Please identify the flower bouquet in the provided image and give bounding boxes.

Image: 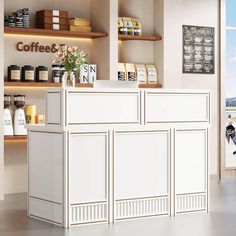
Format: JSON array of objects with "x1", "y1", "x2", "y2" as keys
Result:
[{"x1": 53, "y1": 45, "x2": 87, "y2": 87}]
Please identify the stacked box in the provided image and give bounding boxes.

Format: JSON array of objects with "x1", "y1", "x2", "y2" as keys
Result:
[
  {"x1": 36, "y1": 10, "x2": 69, "y2": 30},
  {"x1": 69, "y1": 17, "x2": 91, "y2": 32}
]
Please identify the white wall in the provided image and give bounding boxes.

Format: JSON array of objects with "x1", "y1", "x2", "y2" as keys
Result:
[
  {"x1": 0, "y1": 0, "x2": 4, "y2": 200},
  {"x1": 163, "y1": 0, "x2": 220, "y2": 175},
  {"x1": 3, "y1": 0, "x2": 90, "y2": 195}
]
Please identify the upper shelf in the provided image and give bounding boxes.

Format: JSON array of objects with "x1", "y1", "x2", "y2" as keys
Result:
[
  {"x1": 4, "y1": 27, "x2": 108, "y2": 39},
  {"x1": 119, "y1": 34, "x2": 162, "y2": 41}
]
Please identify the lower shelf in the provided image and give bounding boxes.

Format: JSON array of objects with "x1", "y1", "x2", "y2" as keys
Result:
[
  {"x1": 4, "y1": 135, "x2": 27, "y2": 142},
  {"x1": 4, "y1": 82, "x2": 162, "y2": 89}
]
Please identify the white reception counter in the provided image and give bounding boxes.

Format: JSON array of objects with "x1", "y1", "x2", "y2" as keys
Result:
[{"x1": 27, "y1": 88, "x2": 210, "y2": 227}]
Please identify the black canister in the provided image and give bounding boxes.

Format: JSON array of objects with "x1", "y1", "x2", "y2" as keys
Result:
[
  {"x1": 52, "y1": 64, "x2": 61, "y2": 83},
  {"x1": 8, "y1": 65, "x2": 21, "y2": 81},
  {"x1": 22, "y1": 65, "x2": 35, "y2": 82},
  {"x1": 36, "y1": 66, "x2": 49, "y2": 82}
]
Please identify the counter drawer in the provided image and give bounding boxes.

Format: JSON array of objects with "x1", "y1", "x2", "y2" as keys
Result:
[
  {"x1": 66, "y1": 91, "x2": 140, "y2": 125},
  {"x1": 145, "y1": 92, "x2": 210, "y2": 123}
]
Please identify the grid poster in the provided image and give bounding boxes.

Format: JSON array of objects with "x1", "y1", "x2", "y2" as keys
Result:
[{"x1": 182, "y1": 25, "x2": 215, "y2": 74}]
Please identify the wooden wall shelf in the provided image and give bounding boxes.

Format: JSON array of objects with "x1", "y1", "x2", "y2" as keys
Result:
[
  {"x1": 4, "y1": 27, "x2": 108, "y2": 39},
  {"x1": 4, "y1": 135, "x2": 27, "y2": 142},
  {"x1": 4, "y1": 82, "x2": 93, "y2": 88},
  {"x1": 139, "y1": 84, "x2": 162, "y2": 88},
  {"x1": 119, "y1": 34, "x2": 162, "y2": 41},
  {"x1": 4, "y1": 82, "x2": 162, "y2": 89}
]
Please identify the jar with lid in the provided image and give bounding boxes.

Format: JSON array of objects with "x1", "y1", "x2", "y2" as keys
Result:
[
  {"x1": 36, "y1": 66, "x2": 49, "y2": 82},
  {"x1": 13, "y1": 95, "x2": 25, "y2": 108},
  {"x1": 4, "y1": 95, "x2": 12, "y2": 109},
  {"x1": 52, "y1": 64, "x2": 61, "y2": 83},
  {"x1": 22, "y1": 65, "x2": 35, "y2": 82},
  {"x1": 8, "y1": 65, "x2": 21, "y2": 81},
  {"x1": 60, "y1": 65, "x2": 65, "y2": 81}
]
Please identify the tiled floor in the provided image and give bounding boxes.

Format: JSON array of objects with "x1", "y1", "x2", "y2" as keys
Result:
[{"x1": 1, "y1": 176, "x2": 236, "y2": 236}]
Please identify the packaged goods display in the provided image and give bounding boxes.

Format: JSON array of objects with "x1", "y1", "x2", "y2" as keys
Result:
[
  {"x1": 4, "y1": 95, "x2": 13, "y2": 136},
  {"x1": 52, "y1": 64, "x2": 61, "y2": 83},
  {"x1": 146, "y1": 64, "x2": 158, "y2": 84},
  {"x1": 8, "y1": 65, "x2": 21, "y2": 82},
  {"x1": 118, "y1": 63, "x2": 126, "y2": 81},
  {"x1": 22, "y1": 65, "x2": 35, "y2": 82},
  {"x1": 69, "y1": 17, "x2": 91, "y2": 32},
  {"x1": 125, "y1": 63, "x2": 136, "y2": 81},
  {"x1": 36, "y1": 10, "x2": 69, "y2": 30},
  {"x1": 5, "y1": 8, "x2": 30, "y2": 28},
  {"x1": 118, "y1": 63, "x2": 158, "y2": 84},
  {"x1": 135, "y1": 64, "x2": 147, "y2": 84},
  {"x1": 36, "y1": 66, "x2": 49, "y2": 82},
  {"x1": 118, "y1": 17, "x2": 142, "y2": 35},
  {"x1": 122, "y1": 17, "x2": 134, "y2": 35},
  {"x1": 25, "y1": 105, "x2": 36, "y2": 124},
  {"x1": 131, "y1": 18, "x2": 142, "y2": 36}
]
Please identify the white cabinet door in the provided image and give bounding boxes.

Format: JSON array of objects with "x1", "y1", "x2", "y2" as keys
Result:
[
  {"x1": 174, "y1": 129, "x2": 208, "y2": 214},
  {"x1": 114, "y1": 130, "x2": 170, "y2": 220},
  {"x1": 69, "y1": 132, "x2": 108, "y2": 225}
]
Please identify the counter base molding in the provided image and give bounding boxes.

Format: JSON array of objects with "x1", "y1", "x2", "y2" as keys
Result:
[{"x1": 27, "y1": 88, "x2": 210, "y2": 227}]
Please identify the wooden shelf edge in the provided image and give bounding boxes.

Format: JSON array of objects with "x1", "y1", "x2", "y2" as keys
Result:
[
  {"x1": 139, "y1": 84, "x2": 162, "y2": 88},
  {"x1": 4, "y1": 82, "x2": 162, "y2": 89},
  {"x1": 119, "y1": 34, "x2": 162, "y2": 41},
  {"x1": 4, "y1": 27, "x2": 108, "y2": 39},
  {"x1": 4, "y1": 135, "x2": 27, "y2": 141},
  {"x1": 4, "y1": 82, "x2": 93, "y2": 88}
]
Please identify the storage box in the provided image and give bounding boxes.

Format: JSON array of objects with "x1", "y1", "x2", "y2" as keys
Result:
[
  {"x1": 38, "y1": 23, "x2": 68, "y2": 30},
  {"x1": 69, "y1": 18, "x2": 90, "y2": 27},
  {"x1": 36, "y1": 10, "x2": 68, "y2": 18},
  {"x1": 69, "y1": 26, "x2": 91, "y2": 32},
  {"x1": 37, "y1": 16, "x2": 68, "y2": 25},
  {"x1": 36, "y1": 10, "x2": 69, "y2": 30}
]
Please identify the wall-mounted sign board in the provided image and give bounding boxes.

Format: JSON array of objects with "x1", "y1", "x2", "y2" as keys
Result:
[{"x1": 182, "y1": 25, "x2": 215, "y2": 74}]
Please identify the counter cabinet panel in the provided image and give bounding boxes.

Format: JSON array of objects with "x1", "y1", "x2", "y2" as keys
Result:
[
  {"x1": 69, "y1": 131, "x2": 109, "y2": 225},
  {"x1": 28, "y1": 131, "x2": 64, "y2": 225},
  {"x1": 145, "y1": 92, "x2": 210, "y2": 123},
  {"x1": 174, "y1": 128, "x2": 208, "y2": 214},
  {"x1": 66, "y1": 91, "x2": 140, "y2": 125},
  {"x1": 114, "y1": 130, "x2": 170, "y2": 220}
]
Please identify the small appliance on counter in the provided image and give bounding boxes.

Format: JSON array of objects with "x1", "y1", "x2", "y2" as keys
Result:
[
  {"x1": 4, "y1": 95, "x2": 14, "y2": 136},
  {"x1": 13, "y1": 95, "x2": 27, "y2": 135}
]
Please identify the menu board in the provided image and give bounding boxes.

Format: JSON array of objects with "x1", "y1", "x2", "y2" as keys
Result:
[{"x1": 182, "y1": 25, "x2": 215, "y2": 74}]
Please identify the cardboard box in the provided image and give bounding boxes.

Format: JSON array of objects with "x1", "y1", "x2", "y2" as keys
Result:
[
  {"x1": 69, "y1": 26, "x2": 91, "y2": 32},
  {"x1": 69, "y1": 18, "x2": 90, "y2": 27}
]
